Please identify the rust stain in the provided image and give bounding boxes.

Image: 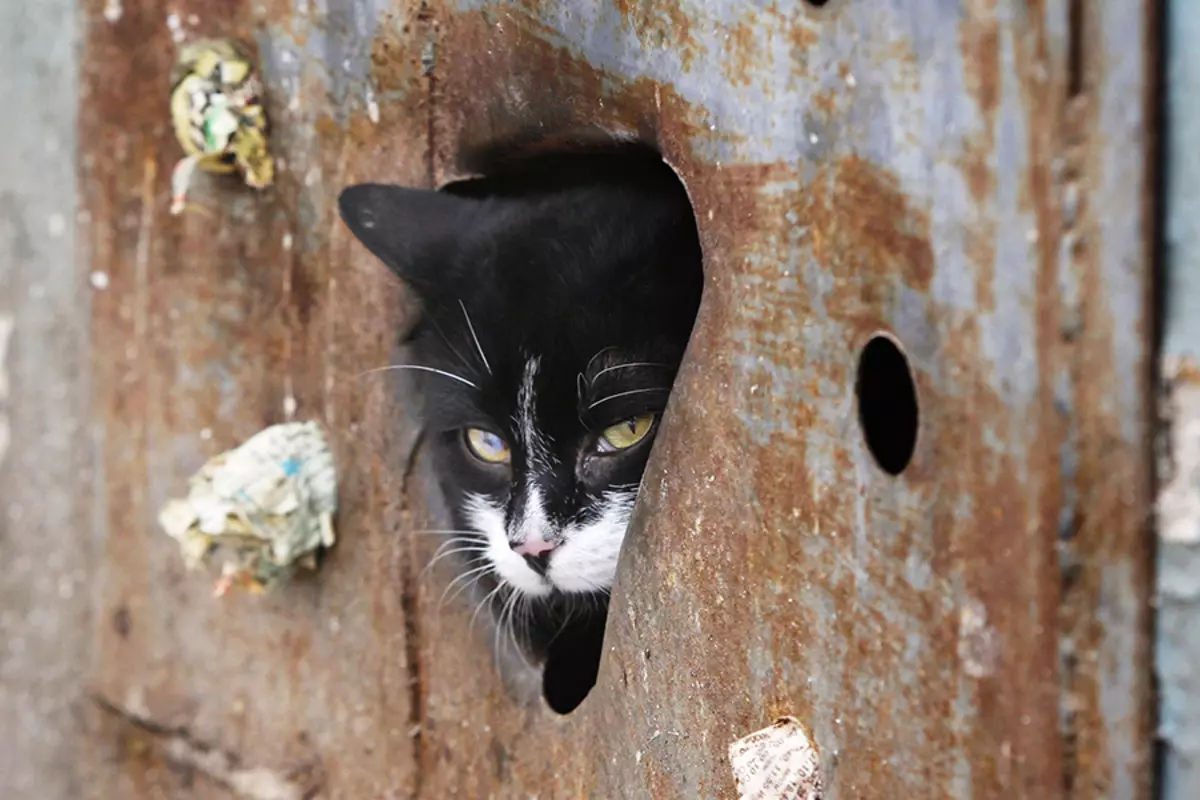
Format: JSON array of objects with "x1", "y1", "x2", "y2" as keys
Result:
[
  {"x1": 1040, "y1": 1, "x2": 1155, "y2": 793},
  {"x1": 614, "y1": 0, "x2": 701, "y2": 72},
  {"x1": 810, "y1": 86, "x2": 838, "y2": 117},
  {"x1": 433, "y1": 7, "x2": 727, "y2": 185},
  {"x1": 956, "y1": 3, "x2": 1003, "y2": 315},
  {"x1": 721, "y1": 20, "x2": 759, "y2": 89},
  {"x1": 368, "y1": 5, "x2": 428, "y2": 104},
  {"x1": 961, "y1": 0, "x2": 1002, "y2": 121},
  {"x1": 960, "y1": 133, "x2": 996, "y2": 204},
  {"x1": 805, "y1": 154, "x2": 934, "y2": 294},
  {"x1": 789, "y1": 18, "x2": 820, "y2": 52},
  {"x1": 1010, "y1": 9, "x2": 1076, "y2": 793},
  {"x1": 313, "y1": 114, "x2": 342, "y2": 141},
  {"x1": 721, "y1": 6, "x2": 824, "y2": 88}
]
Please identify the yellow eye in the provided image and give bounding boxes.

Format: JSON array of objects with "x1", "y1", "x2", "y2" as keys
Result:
[
  {"x1": 599, "y1": 414, "x2": 655, "y2": 452},
  {"x1": 465, "y1": 428, "x2": 511, "y2": 464}
]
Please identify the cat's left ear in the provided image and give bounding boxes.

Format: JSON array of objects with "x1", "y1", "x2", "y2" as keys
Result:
[{"x1": 338, "y1": 183, "x2": 479, "y2": 301}]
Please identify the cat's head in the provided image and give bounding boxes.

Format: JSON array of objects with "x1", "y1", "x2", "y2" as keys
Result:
[{"x1": 339, "y1": 151, "x2": 702, "y2": 600}]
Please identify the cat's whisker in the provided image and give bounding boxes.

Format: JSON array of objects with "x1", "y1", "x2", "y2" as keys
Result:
[
  {"x1": 357, "y1": 364, "x2": 479, "y2": 389},
  {"x1": 470, "y1": 582, "x2": 507, "y2": 631},
  {"x1": 470, "y1": 578, "x2": 508, "y2": 633},
  {"x1": 438, "y1": 562, "x2": 495, "y2": 609},
  {"x1": 411, "y1": 529, "x2": 484, "y2": 536},
  {"x1": 545, "y1": 600, "x2": 577, "y2": 648},
  {"x1": 587, "y1": 386, "x2": 670, "y2": 410},
  {"x1": 424, "y1": 538, "x2": 460, "y2": 568},
  {"x1": 459, "y1": 299, "x2": 493, "y2": 376},
  {"x1": 590, "y1": 361, "x2": 670, "y2": 383},
  {"x1": 491, "y1": 593, "x2": 505, "y2": 672},
  {"x1": 505, "y1": 592, "x2": 536, "y2": 673},
  {"x1": 423, "y1": 542, "x2": 491, "y2": 575},
  {"x1": 428, "y1": 535, "x2": 472, "y2": 555},
  {"x1": 511, "y1": 593, "x2": 536, "y2": 672},
  {"x1": 428, "y1": 315, "x2": 474, "y2": 375},
  {"x1": 429, "y1": 544, "x2": 491, "y2": 562},
  {"x1": 493, "y1": 588, "x2": 522, "y2": 675}
]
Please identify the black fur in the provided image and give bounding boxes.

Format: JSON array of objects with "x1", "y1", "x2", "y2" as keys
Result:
[{"x1": 339, "y1": 147, "x2": 702, "y2": 712}]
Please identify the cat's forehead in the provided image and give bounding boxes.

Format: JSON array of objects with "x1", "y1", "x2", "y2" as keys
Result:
[{"x1": 425, "y1": 278, "x2": 674, "y2": 383}]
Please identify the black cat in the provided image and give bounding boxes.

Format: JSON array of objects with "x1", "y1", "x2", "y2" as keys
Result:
[{"x1": 339, "y1": 146, "x2": 702, "y2": 712}]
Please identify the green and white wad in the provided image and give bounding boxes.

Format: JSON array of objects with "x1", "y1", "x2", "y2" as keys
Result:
[
  {"x1": 169, "y1": 38, "x2": 275, "y2": 215},
  {"x1": 158, "y1": 421, "x2": 338, "y2": 597}
]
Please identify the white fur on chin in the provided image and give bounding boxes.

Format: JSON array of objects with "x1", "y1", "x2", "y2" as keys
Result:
[
  {"x1": 548, "y1": 491, "x2": 634, "y2": 593},
  {"x1": 462, "y1": 489, "x2": 635, "y2": 598}
]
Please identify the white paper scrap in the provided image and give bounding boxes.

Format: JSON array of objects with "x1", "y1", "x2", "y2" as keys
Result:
[{"x1": 728, "y1": 716, "x2": 823, "y2": 800}]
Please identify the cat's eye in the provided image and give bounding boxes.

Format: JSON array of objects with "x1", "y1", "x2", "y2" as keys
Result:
[
  {"x1": 598, "y1": 414, "x2": 655, "y2": 453},
  {"x1": 464, "y1": 428, "x2": 511, "y2": 465}
]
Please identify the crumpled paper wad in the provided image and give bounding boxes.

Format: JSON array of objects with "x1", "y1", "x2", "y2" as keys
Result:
[
  {"x1": 168, "y1": 38, "x2": 274, "y2": 215},
  {"x1": 728, "y1": 716, "x2": 823, "y2": 800},
  {"x1": 158, "y1": 421, "x2": 338, "y2": 596}
]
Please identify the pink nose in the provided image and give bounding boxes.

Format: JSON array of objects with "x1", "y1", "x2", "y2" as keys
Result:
[{"x1": 512, "y1": 537, "x2": 556, "y2": 558}]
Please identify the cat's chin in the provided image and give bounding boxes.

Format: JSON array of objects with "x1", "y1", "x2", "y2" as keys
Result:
[
  {"x1": 509, "y1": 583, "x2": 614, "y2": 606},
  {"x1": 495, "y1": 572, "x2": 616, "y2": 602},
  {"x1": 490, "y1": 563, "x2": 554, "y2": 598},
  {"x1": 487, "y1": 589, "x2": 609, "y2": 714}
]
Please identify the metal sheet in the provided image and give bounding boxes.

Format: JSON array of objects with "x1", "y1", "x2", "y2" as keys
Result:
[
  {"x1": 73, "y1": 1, "x2": 1155, "y2": 798},
  {"x1": 80, "y1": 1, "x2": 426, "y2": 796}
]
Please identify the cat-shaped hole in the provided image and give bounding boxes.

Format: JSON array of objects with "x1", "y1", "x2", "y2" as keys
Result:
[{"x1": 340, "y1": 144, "x2": 704, "y2": 714}]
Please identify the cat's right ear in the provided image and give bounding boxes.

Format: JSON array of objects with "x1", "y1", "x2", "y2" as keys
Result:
[{"x1": 338, "y1": 183, "x2": 477, "y2": 299}]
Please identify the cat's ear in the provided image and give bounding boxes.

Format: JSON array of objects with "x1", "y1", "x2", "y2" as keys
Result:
[{"x1": 338, "y1": 183, "x2": 478, "y2": 300}]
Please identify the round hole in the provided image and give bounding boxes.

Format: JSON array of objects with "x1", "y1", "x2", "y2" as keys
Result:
[{"x1": 855, "y1": 334, "x2": 919, "y2": 475}]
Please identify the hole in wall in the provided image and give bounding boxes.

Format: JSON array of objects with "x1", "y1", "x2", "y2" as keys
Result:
[
  {"x1": 804, "y1": 0, "x2": 830, "y2": 7},
  {"x1": 395, "y1": 139, "x2": 704, "y2": 716},
  {"x1": 855, "y1": 334, "x2": 919, "y2": 475},
  {"x1": 535, "y1": 143, "x2": 704, "y2": 714}
]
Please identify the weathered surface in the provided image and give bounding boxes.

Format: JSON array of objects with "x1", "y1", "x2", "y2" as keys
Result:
[
  {"x1": 425, "y1": 1, "x2": 1156, "y2": 797},
  {"x1": 1158, "y1": 0, "x2": 1200, "y2": 796},
  {"x1": 60, "y1": 0, "x2": 1160, "y2": 798},
  {"x1": 0, "y1": 2, "x2": 91, "y2": 798},
  {"x1": 80, "y1": 1, "x2": 425, "y2": 797}
]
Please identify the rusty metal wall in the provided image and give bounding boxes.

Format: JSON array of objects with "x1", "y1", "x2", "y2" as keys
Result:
[{"x1": 4, "y1": 0, "x2": 1154, "y2": 798}]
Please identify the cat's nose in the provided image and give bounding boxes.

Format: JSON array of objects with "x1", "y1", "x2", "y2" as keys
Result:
[{"x1": 512, "y1": 537, "x2": 556, "y2": 575}]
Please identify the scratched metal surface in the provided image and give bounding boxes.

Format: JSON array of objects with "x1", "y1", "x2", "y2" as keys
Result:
[
  {"x1": 77, "y1": 0, "x2": 1154, "y2": 798},
  {"x1": 81, "y1": 1, "x2": 425, "y2": 796}
]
